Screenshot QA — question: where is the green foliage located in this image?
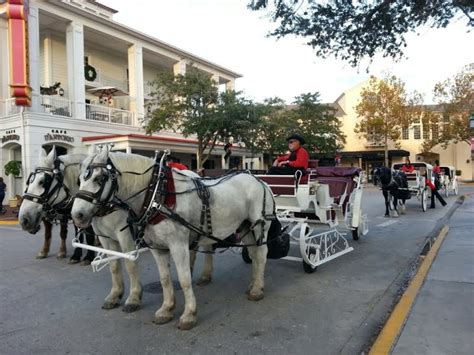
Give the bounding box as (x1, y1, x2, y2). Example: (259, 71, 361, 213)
(145, 67, 255, 168)
(248, 1, 473, 66)
(242, 93, 345, 162)
(4, 160, 22, 177)
(355, 75, 423, 165)
(422, 66, 473, 152)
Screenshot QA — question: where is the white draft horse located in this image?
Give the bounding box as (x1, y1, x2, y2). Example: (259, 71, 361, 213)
(19, 147, 143, 312)
(71, 149, 274, 330)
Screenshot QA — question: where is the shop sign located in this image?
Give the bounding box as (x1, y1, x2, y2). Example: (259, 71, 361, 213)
(44, 133, 75, 143)
(1, 134, 20, 144)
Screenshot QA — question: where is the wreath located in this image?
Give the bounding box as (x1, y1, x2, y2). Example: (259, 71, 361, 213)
(84, 64, 97, 82)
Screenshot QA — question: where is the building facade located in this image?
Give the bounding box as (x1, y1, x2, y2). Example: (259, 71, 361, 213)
(0, 0, 261, 198)
(335, 80, 473, 181)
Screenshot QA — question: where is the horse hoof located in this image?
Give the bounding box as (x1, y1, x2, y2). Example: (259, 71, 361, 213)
(69, 258, 80, 264)
(102, 301, 120, 310)
(57, 253, 66, 259)
(122, 303, 140, 313)
(36, 253, 47, 259)
(178, 318, 197, 330)
(153, 314, 173, 325)
(196, 277, 212, 286)
(80, 259, 91, 266)
(247, 291, 264, 301)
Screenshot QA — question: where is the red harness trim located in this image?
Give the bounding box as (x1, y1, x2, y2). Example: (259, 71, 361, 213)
(149, 169, 176, 225)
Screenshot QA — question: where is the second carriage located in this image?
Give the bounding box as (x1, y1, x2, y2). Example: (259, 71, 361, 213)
(438, 165, 458, 197)
(392, 162, 433, 212)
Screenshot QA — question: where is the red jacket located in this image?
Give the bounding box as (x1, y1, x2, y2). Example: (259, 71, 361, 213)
(433, 165, 441, 174)
(168, 162, 188, 170)
(277, 147, 309, 169)
(401, 165, 414, 173)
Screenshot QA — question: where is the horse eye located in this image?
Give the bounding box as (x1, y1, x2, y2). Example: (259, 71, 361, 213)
(38, 179, 43, 186)
(83, 168, 92, 180)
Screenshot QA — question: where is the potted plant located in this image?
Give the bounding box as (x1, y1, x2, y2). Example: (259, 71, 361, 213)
(4, 160, 22, 177)
(455, 170, 462, 176)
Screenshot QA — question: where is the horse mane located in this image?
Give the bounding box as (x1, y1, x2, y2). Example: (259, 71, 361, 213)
(58, 154, 86, 194)
(107, 152, 155, 198)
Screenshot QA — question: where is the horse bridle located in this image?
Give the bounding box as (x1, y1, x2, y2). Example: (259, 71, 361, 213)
(23, 159, 74, 214)
(74, 158, 121, 215)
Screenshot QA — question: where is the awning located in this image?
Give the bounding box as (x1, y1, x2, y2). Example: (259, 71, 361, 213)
(313, 150, 410, 160)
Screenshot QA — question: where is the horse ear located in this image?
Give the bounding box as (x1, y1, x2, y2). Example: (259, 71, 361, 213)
(96, 145, 109, 162)
(39, 147, 47, 159)
(47, 146, 57, 161)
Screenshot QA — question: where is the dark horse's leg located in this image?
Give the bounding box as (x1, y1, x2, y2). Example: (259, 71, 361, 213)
(81, 226, 96, 265)
(57, 220, 68, 258)
(383, 189, 390, 217)
(391, 192, 399, 217)
(70, 224, 82, 264)
(37, 219, 52, 259)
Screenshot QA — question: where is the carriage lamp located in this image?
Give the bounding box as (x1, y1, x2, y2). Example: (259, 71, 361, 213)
(58, 88, 65, 96)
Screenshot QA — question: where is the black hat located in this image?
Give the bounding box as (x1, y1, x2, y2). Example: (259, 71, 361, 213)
(286, 134, 305, 145)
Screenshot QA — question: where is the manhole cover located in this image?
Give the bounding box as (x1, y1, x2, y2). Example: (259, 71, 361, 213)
(143, 281, 182, 294)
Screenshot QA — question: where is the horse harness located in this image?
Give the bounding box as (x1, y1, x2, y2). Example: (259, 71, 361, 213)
(23, 159, 77, 222)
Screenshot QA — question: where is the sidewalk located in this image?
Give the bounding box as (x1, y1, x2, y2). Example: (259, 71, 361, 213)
(387, 195, 474, 354)
(0, 204, 20, 224)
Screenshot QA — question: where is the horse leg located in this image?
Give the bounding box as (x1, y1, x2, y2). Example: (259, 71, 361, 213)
(116, 231, 142, 313)
(80, 227, 96, 266)
(57, 220, 68, 259)
(401, 199, 406, 215)
(150, 248, 175, 325)
(100, 236, 124, 310)
(391, 195, 399, 218)
(383, 190, 390, 217)
(196, 245, 213, 286)
(37, 219, 52, 259)
(243, 226, 268, 301)
(70, 225, 82, 264)
(169, 242, 197, 330)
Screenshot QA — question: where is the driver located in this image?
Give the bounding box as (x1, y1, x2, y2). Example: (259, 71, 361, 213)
(267, 134, 309, 175)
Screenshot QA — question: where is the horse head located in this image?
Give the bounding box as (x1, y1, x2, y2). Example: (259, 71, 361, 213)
(19, 146, 77, 233)
(373, 167, 393, 187)
(71, 146, 119, 228)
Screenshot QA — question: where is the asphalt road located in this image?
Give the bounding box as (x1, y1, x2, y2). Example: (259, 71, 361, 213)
(1, 184, 472, 354)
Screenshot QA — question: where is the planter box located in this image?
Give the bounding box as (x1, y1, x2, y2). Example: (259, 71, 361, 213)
(9, 198, 19, 208)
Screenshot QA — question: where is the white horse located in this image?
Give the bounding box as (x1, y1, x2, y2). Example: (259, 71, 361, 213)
(71, 149, 273, 330)
(19, 147, 143, 312)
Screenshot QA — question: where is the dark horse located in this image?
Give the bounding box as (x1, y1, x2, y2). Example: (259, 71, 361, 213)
(373, 167, 410, 217)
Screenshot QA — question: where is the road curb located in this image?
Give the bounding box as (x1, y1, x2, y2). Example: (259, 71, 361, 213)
(368, 224, 449, 354)
(0, 220, 19, 225)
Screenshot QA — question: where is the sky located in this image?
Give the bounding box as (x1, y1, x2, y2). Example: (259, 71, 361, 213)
(100, 0, 473, 104)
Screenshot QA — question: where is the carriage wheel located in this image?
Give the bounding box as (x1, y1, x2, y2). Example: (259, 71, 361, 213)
(444, 186, 449, 198)
(241, 247, 252, 264)
(421, 189, 428, 212)
(302, 246, 318, 273)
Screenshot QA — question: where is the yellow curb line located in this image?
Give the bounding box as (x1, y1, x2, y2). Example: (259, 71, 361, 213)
(369, 225, 449, 355)
(0, 220, 19, 225)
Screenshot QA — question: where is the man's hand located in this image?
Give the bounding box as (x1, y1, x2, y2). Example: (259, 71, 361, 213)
(278, 160, 289, 167)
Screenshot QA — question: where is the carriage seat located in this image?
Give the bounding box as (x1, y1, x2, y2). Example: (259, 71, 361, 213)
(309, 167, 361, 210)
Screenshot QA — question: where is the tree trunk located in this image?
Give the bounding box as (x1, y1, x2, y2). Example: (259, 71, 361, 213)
(384, 135, 389, 167)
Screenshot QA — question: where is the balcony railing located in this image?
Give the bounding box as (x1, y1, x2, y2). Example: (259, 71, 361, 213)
(39, 95, 73, 117)
(0, 98, 21, 116)
(86, 103, 133, 125)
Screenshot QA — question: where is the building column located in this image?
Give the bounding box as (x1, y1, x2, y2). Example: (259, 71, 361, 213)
(0, 18, 10, 100)
(28, 5, 41, 111)
(358, 157, 362, 168)
(242, 155, 246, 169)
(221, 153, 227, 169)
(128, 44, 144, 126)
(173, 60, 186, 76)
(225, 80, 235, 92)
(66, 22, 86, 119)
(43, 34, 54, 86)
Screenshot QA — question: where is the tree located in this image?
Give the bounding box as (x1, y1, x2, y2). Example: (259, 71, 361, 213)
(145, 67, 253, 168)
(248, 1, 473, 66)
(355, 75, 423, 166)
(288, 92, 345, 154)
(421, 65, 473, 152)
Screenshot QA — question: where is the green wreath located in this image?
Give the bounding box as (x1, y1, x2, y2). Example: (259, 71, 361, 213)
(84, 64, 97, 81)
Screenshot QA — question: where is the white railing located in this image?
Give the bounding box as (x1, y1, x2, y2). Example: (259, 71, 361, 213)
(0, 98, 21, 117)
(85, 103, 133, 125)
(39, 95, 72, 117)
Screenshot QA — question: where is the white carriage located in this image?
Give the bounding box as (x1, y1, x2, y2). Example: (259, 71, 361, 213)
(250, 165, 369, 273)
(439, 166, 458, 197)
(392, 162, 433, 212)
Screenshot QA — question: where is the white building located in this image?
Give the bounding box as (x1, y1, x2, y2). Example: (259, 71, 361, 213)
(1, 0, 259, 198)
